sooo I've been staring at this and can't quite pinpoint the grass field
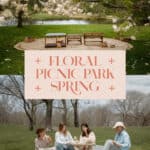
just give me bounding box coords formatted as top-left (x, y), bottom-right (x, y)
top-left (0, 24), bottom-right (150, 74)
top-left (0, 124), bottom-right (149, 150)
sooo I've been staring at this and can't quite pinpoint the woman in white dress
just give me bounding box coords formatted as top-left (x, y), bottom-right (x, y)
top-left (79, 123), bottom-right (96, 150)
top-left (55, 123), bottom-right (75, 150)
top-left (35, 128), bottom-right (52, 150)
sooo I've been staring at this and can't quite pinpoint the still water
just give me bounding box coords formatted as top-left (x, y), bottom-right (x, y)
top-left (0, 19), bottom-right (90, 26)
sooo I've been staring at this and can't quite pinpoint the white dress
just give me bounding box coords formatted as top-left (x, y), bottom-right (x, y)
top-left (80, 132), bottom-right (96, 144)
top-left (79, 132), bottom-right (96, 150)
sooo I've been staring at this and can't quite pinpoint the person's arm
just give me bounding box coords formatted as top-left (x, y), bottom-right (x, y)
top-left (45, 135), bottom-right (52, 145)
top-left (119, 134), bottom-right (130, 148)
top-left (88, 132), bottom-right (96, 143)
top-left (35, 139), bottom-right (40, 150)
top-left (114, 133), bottom-right (131, 148)
top-left (67, 131), bottom-right (74, 142)
top-left (79, 135), bottom-right (82, 142)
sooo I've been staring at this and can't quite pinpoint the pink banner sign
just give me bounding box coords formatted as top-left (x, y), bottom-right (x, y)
top-left (25, 50), bottom-right (126, 99)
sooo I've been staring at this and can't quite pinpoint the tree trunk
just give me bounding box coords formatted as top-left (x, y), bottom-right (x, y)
top-left (62, 100), bottom-right (67, 125)
top-left (44, 100), bottom-right (53, 129)
top-left (17, 10), bottom-right (24, 28)
top-left (29, 117), bottom-right (34, 131)
top-left (71, 100), bottom-right (79, 127)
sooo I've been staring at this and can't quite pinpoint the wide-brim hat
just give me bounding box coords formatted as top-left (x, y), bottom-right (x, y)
top-left (113, 122), bottom-right (126, 129)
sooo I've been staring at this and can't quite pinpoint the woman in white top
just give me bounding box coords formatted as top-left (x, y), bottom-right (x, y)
top-left (55, 123), bottom-right (75, 150)
top-left (35, 128), bottom-right (52, 150)
top-left (79, 123), bottom-right (96, 150)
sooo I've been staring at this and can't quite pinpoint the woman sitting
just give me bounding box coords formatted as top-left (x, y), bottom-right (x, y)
top-left (55, 123), bottom-right (74, 150)
top-left (79, 123), bottom-right (96, 150)
top-left (35, 128), bottom-right (52, 150)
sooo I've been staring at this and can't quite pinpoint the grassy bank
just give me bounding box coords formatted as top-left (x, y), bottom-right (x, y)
top-left (0, 24), bottom-right (150, 74)
top-left (0, 124), bottom-right (149, 150)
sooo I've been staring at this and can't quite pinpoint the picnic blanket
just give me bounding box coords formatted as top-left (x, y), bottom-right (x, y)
top-left (39, 145), bottom-right (104, 150)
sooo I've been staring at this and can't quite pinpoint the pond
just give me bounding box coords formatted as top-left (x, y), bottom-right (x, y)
top-left (0, 19), bottom-right (90, 26)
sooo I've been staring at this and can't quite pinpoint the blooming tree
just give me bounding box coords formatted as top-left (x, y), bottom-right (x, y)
top-left (0, 0), bottom-right (48, 27)
top-left (0, 0), bottom-right (29, 27)
top-left (112, 16), bottom-right (136, 40)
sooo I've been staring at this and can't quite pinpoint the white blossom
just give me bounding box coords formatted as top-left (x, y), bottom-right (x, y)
top-left (130, 36), bottom-right (136, 40)
top-left (10, 1), bottom-right (17, 7)
top-left (127, 16), bottom-right (132, 21)
top-left (112, 17), bottom-right (118, 23)
top-left (4, 58), bottom-right (11, 61)
top-left (0, 16), bottom-right (5, 22)
top-left (112, 24), bottom-right (120, 32)
top-left (34, 4), bottom-right (39, 11)
top-left (0, 0), bottom-right (10, 6)
top-left (1, 9), bottom-right (13, 18)
top-left (145, 63), bottom-right (149, 66)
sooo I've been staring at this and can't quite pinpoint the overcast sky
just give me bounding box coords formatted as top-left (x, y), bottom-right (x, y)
top-left (79, 75), bottom-right (150, 106)
top-left (126, 75), bottom-right (150, 93)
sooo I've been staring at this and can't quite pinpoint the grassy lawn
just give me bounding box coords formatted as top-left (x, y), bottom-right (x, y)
top-left (0, 24), bottom-right (150, 74)
top-left (0, 124), bottom-right (149, 150)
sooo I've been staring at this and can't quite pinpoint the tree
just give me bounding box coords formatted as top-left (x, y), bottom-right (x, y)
top-left (131, 0), bottom-right (150, 24)
top-left (112, 99), bottom-right (130, 123)
top-left (0, 75), bottom-right (38, 130)
top-left (0, 95), bottom-right (12, 124)
top-left (9, 0), bottom-right (29, 27)
top-left (43, 100), bottom-right (53, 129)
top-left (112, 91), bottom-right (150, 126)
top-left (61, 99), bottom-right (68, 125)
top-left (0, 0), bottom-right (49, 27)
top-left (71, 99), bottom-right (79, 127)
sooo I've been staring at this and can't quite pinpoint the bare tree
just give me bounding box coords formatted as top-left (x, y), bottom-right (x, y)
top-left (62, 99), bottom-right (68, 125)
top-left (71, 99), bottom-right (79, 127)
top-left (112, 91), bottom-right (150, 126)
top-left (112, 99), bottom-right (130, 123)
top-left (0, 95), bottom-right (12, 124)
top-left (0, 75), bottom-right (38, 130)
top-left (43, 100), bottom-right (53, 129)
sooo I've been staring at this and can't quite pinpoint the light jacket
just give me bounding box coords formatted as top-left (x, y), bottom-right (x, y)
top-left (114, 130), bottom-right (131, 150)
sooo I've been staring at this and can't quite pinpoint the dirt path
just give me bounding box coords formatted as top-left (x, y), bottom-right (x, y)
top-left (15, 38), bottom-right (132, 51)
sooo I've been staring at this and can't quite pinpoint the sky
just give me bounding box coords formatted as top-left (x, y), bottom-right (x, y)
top-left (126, 75), bottom-right (150, 94)
top-left (79, 75), bottom-right (150, 106)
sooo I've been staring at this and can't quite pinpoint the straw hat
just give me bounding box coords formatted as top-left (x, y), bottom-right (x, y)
top-left (113, 122), bottom-right (126, 129)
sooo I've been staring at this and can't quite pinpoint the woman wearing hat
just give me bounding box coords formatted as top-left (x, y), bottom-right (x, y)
top-left (103, 122), bottom-right (131, 150)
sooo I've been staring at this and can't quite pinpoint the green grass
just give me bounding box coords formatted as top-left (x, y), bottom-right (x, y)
top-left (0, 124), bottom-right (149, 150)
top-left (0, 24), bottom-right (150, 74)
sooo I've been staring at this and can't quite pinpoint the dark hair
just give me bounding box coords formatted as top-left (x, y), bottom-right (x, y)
top-left (59, 123), bottom-right (67, 135)
top-left (81, 123), bottom-right (91, 137)
top-left (36, 128), bottom-right (45, 137)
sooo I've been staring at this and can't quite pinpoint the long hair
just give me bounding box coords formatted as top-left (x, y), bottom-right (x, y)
top-left (59, 123), bottom-right (67, 135)
top-left (81, 123), bottom-right (91, 137)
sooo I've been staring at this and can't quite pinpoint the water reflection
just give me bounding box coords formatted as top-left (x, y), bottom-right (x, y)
top-left (0, 19), bottom-right (90, 26)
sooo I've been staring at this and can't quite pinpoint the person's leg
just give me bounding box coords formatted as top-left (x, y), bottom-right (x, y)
top-left (103, 140), bottom-right (119, 150)
top-left (56, 143), bottom-right (65, 150)
top-left (86, 146), bottom-right (93, 150)
top-left (66, 144), bottom-right (75, 150)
